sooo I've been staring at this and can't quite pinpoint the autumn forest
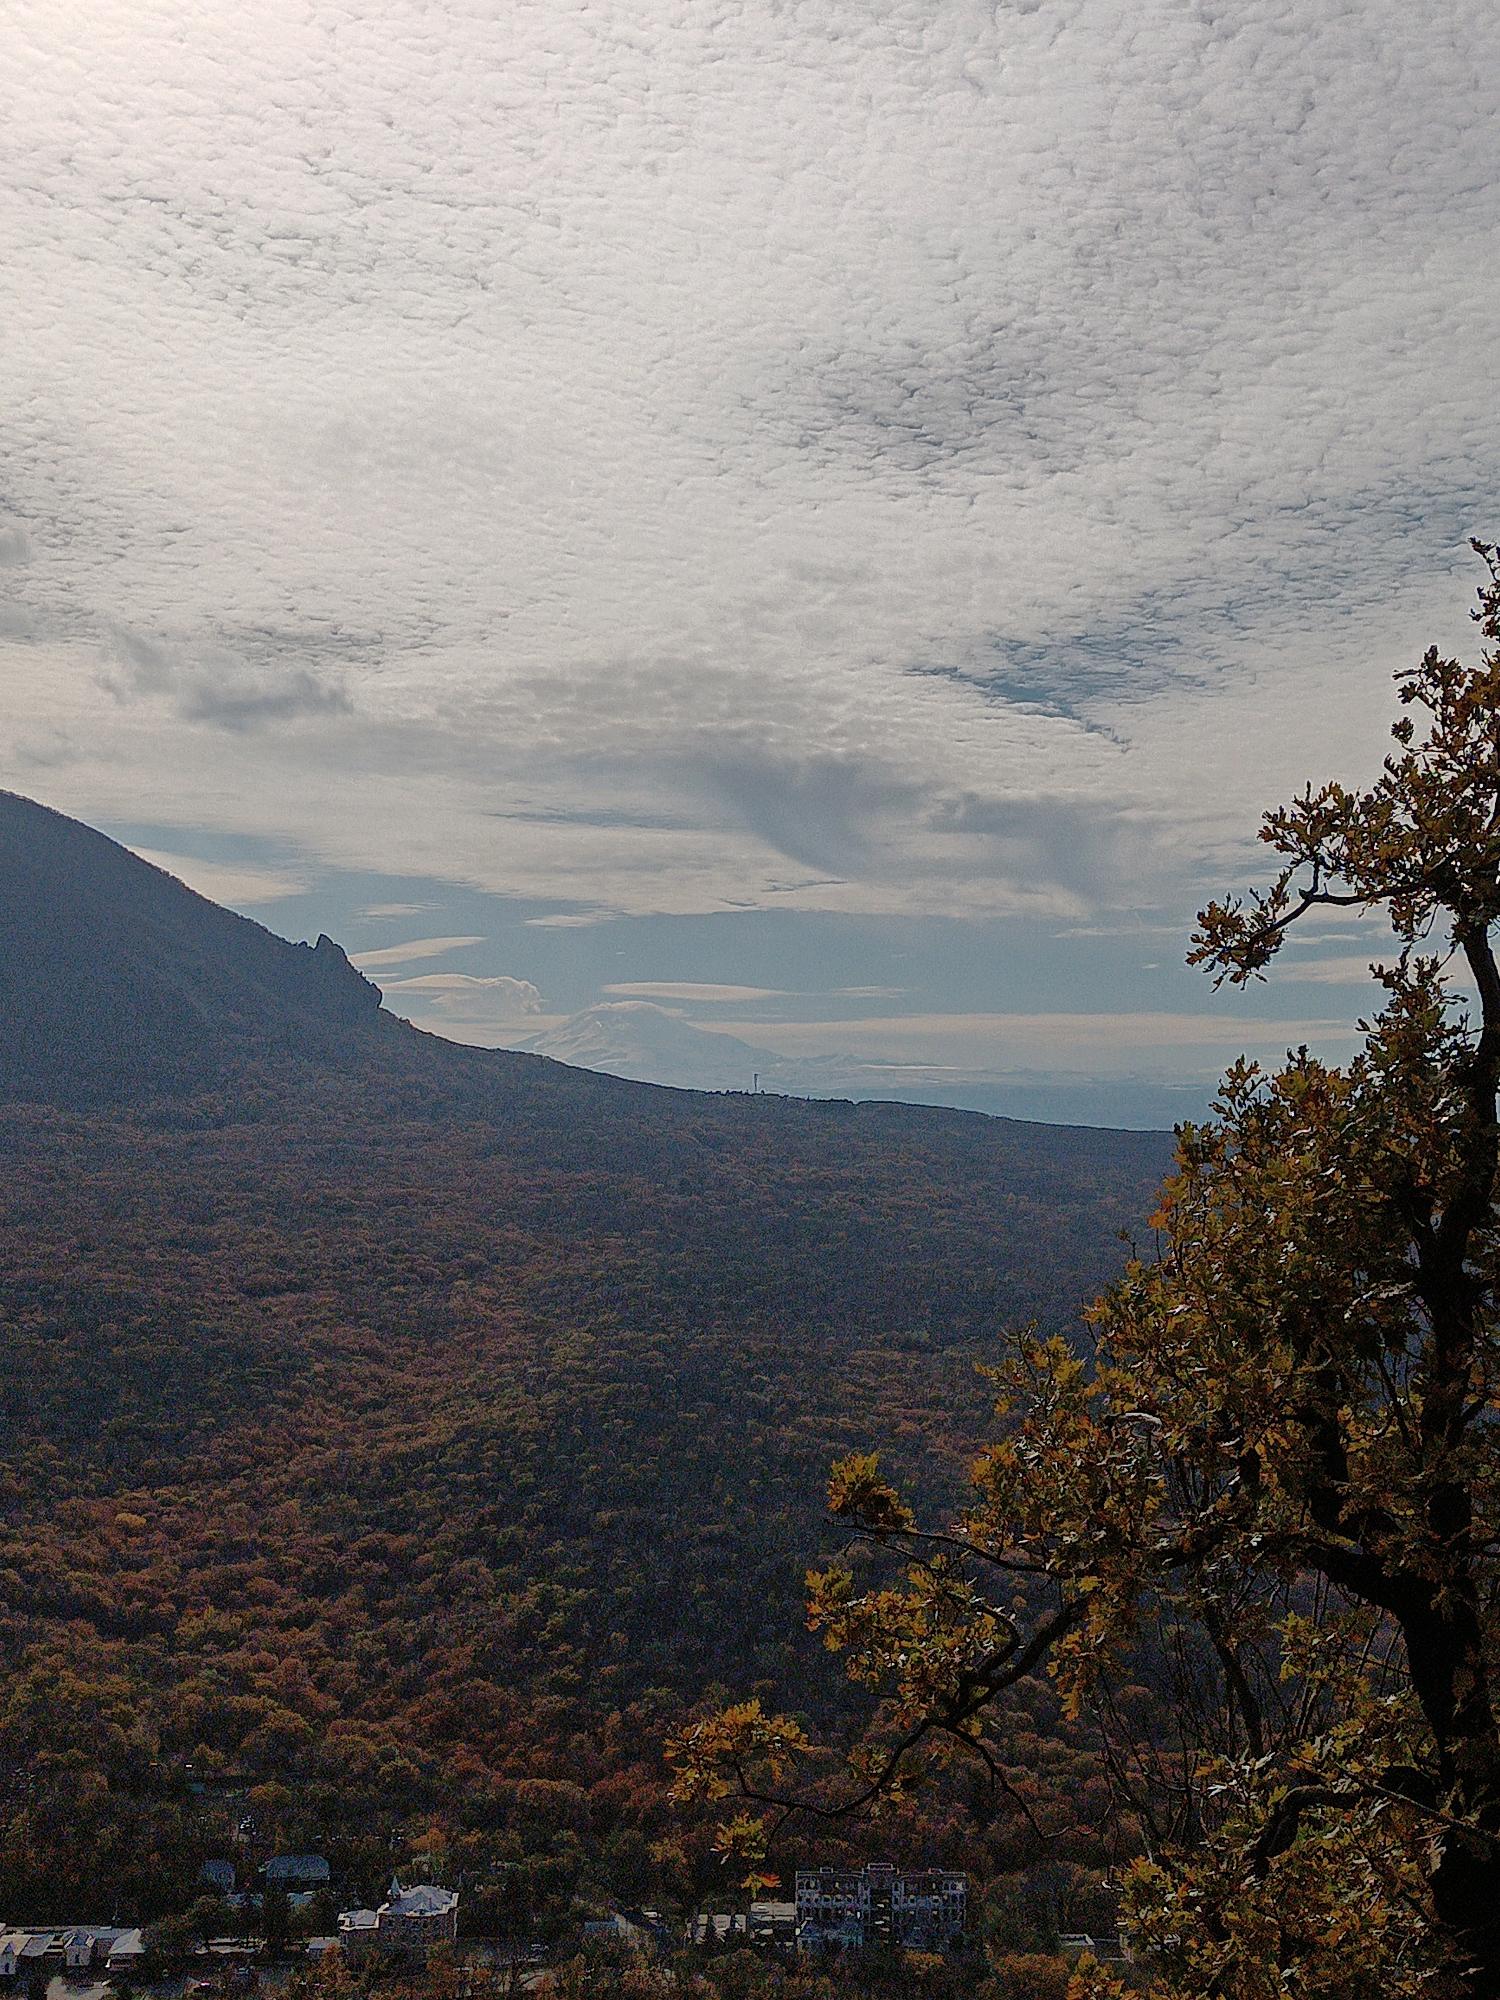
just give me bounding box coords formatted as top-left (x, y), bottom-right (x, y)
top-left (0, 792), bottom-right (1168, 1929)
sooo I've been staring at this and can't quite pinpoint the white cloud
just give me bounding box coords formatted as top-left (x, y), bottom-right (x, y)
top-left (103, 624), bottom-right (350, 730)
top-left (0, 523), bottom-right (32, 567)
top-left (1, 0), bottom-right (1496, 929)
top-left (1271, 953), bottom-right (1403, 985)
top-left (1272, 948), bottom-right (1479, 995)
top-left (350, 934), bottom-right (484, 970)
top-left (129, 847), bottom-right (308, 906)
top-left (603, 981), bottom-right (791, 1002)
top-left (380, 971), bottom-right (547, 1033)
top-left (706, 1009), bottom-right (1363, 1081)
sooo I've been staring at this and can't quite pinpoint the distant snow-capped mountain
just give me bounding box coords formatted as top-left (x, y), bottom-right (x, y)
top-left (512, 1000), bottom-right (796, 1093)
top-left (510, 999), bottom-right (1195, 1129)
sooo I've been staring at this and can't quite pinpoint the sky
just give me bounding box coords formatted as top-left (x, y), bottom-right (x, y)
top-left (4, 0), bottom-right (1499, 1124)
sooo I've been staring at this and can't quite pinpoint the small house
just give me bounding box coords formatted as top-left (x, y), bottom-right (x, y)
top-left (335, 1910), bottom-right (379, 1959)
top-left (106, 1931), bottom-right (146, 1974)
top-left (266, 1855), bottom-right (331, 1890)
top-left (688, 1913), bottom-right (746, 1949)
top-left (63, 1931), bottom-right (98, 1972)
top-left (749, 1904), bottom-right (797, 1954)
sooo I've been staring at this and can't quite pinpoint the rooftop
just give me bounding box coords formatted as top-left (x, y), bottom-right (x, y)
top-left (385, 1884), bottom-right (459, 1919)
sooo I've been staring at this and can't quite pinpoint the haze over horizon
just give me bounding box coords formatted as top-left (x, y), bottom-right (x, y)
top-left (6, 0), bottom-right (1499, 1123)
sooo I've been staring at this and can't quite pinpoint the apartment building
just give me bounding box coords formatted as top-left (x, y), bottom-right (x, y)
top-left (794, 1864), bottom-right (966, 1952)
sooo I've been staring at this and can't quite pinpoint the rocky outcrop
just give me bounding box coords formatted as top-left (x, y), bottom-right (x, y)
top-left (0, 790), bottom-right (390, 1103)
top-left (297, 933), bottom-right (384, 1020)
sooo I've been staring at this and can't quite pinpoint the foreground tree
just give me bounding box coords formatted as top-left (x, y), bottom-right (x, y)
top-left (671, 547), bottom-right (1500, 2000)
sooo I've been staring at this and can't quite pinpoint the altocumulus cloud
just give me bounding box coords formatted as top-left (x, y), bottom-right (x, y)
top-left (0, 523), bottom-right (33, 568)
top-left (104, 627), bottom-right (350, 731)
top-left (1, 0), bottom-right (1497, 919)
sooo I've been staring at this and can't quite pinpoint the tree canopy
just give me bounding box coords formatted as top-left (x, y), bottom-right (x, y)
top-left (0, 989), bottom-right (1159, 1919)
top-left (671, 545), bottom-right (1500, 2000)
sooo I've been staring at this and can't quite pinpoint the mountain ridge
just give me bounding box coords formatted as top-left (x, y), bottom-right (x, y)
top-left (0, 789), bottom-right (1170, 1152)
top-left (0, 789), bottom-right (1175, 1918)
top-left (0, 789), bottom-right (388, 1103)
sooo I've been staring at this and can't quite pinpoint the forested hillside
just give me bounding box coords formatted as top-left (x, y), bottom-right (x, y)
top-left (0, 794), bottom-right (1170, 1921)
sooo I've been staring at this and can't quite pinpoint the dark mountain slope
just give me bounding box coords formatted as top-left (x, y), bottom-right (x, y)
top-left (0, 785), bottom-right (1168, 1204)
top-left (0, 789), bottom-right (385, 1102)
top-left (0, 792), bottom-right (1175, 1919)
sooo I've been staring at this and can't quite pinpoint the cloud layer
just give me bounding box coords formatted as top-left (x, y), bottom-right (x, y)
top-left (4, 0), bottom-right (1499, 927)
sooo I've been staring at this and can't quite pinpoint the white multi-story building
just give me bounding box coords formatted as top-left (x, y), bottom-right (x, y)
top-left (338, 1882), bottom-right (459, 1958)
top-left (794, 1864), bottom-right (966, 1953)
top-left (380, 1882), bottom-right (459, 1950)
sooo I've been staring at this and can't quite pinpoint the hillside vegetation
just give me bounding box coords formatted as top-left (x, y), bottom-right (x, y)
top-left (0, 793), bottom-right (1169, 1918)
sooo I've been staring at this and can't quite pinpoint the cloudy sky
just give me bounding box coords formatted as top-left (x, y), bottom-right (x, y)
top-left (4, 0), bottom-right (1498, 1123)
